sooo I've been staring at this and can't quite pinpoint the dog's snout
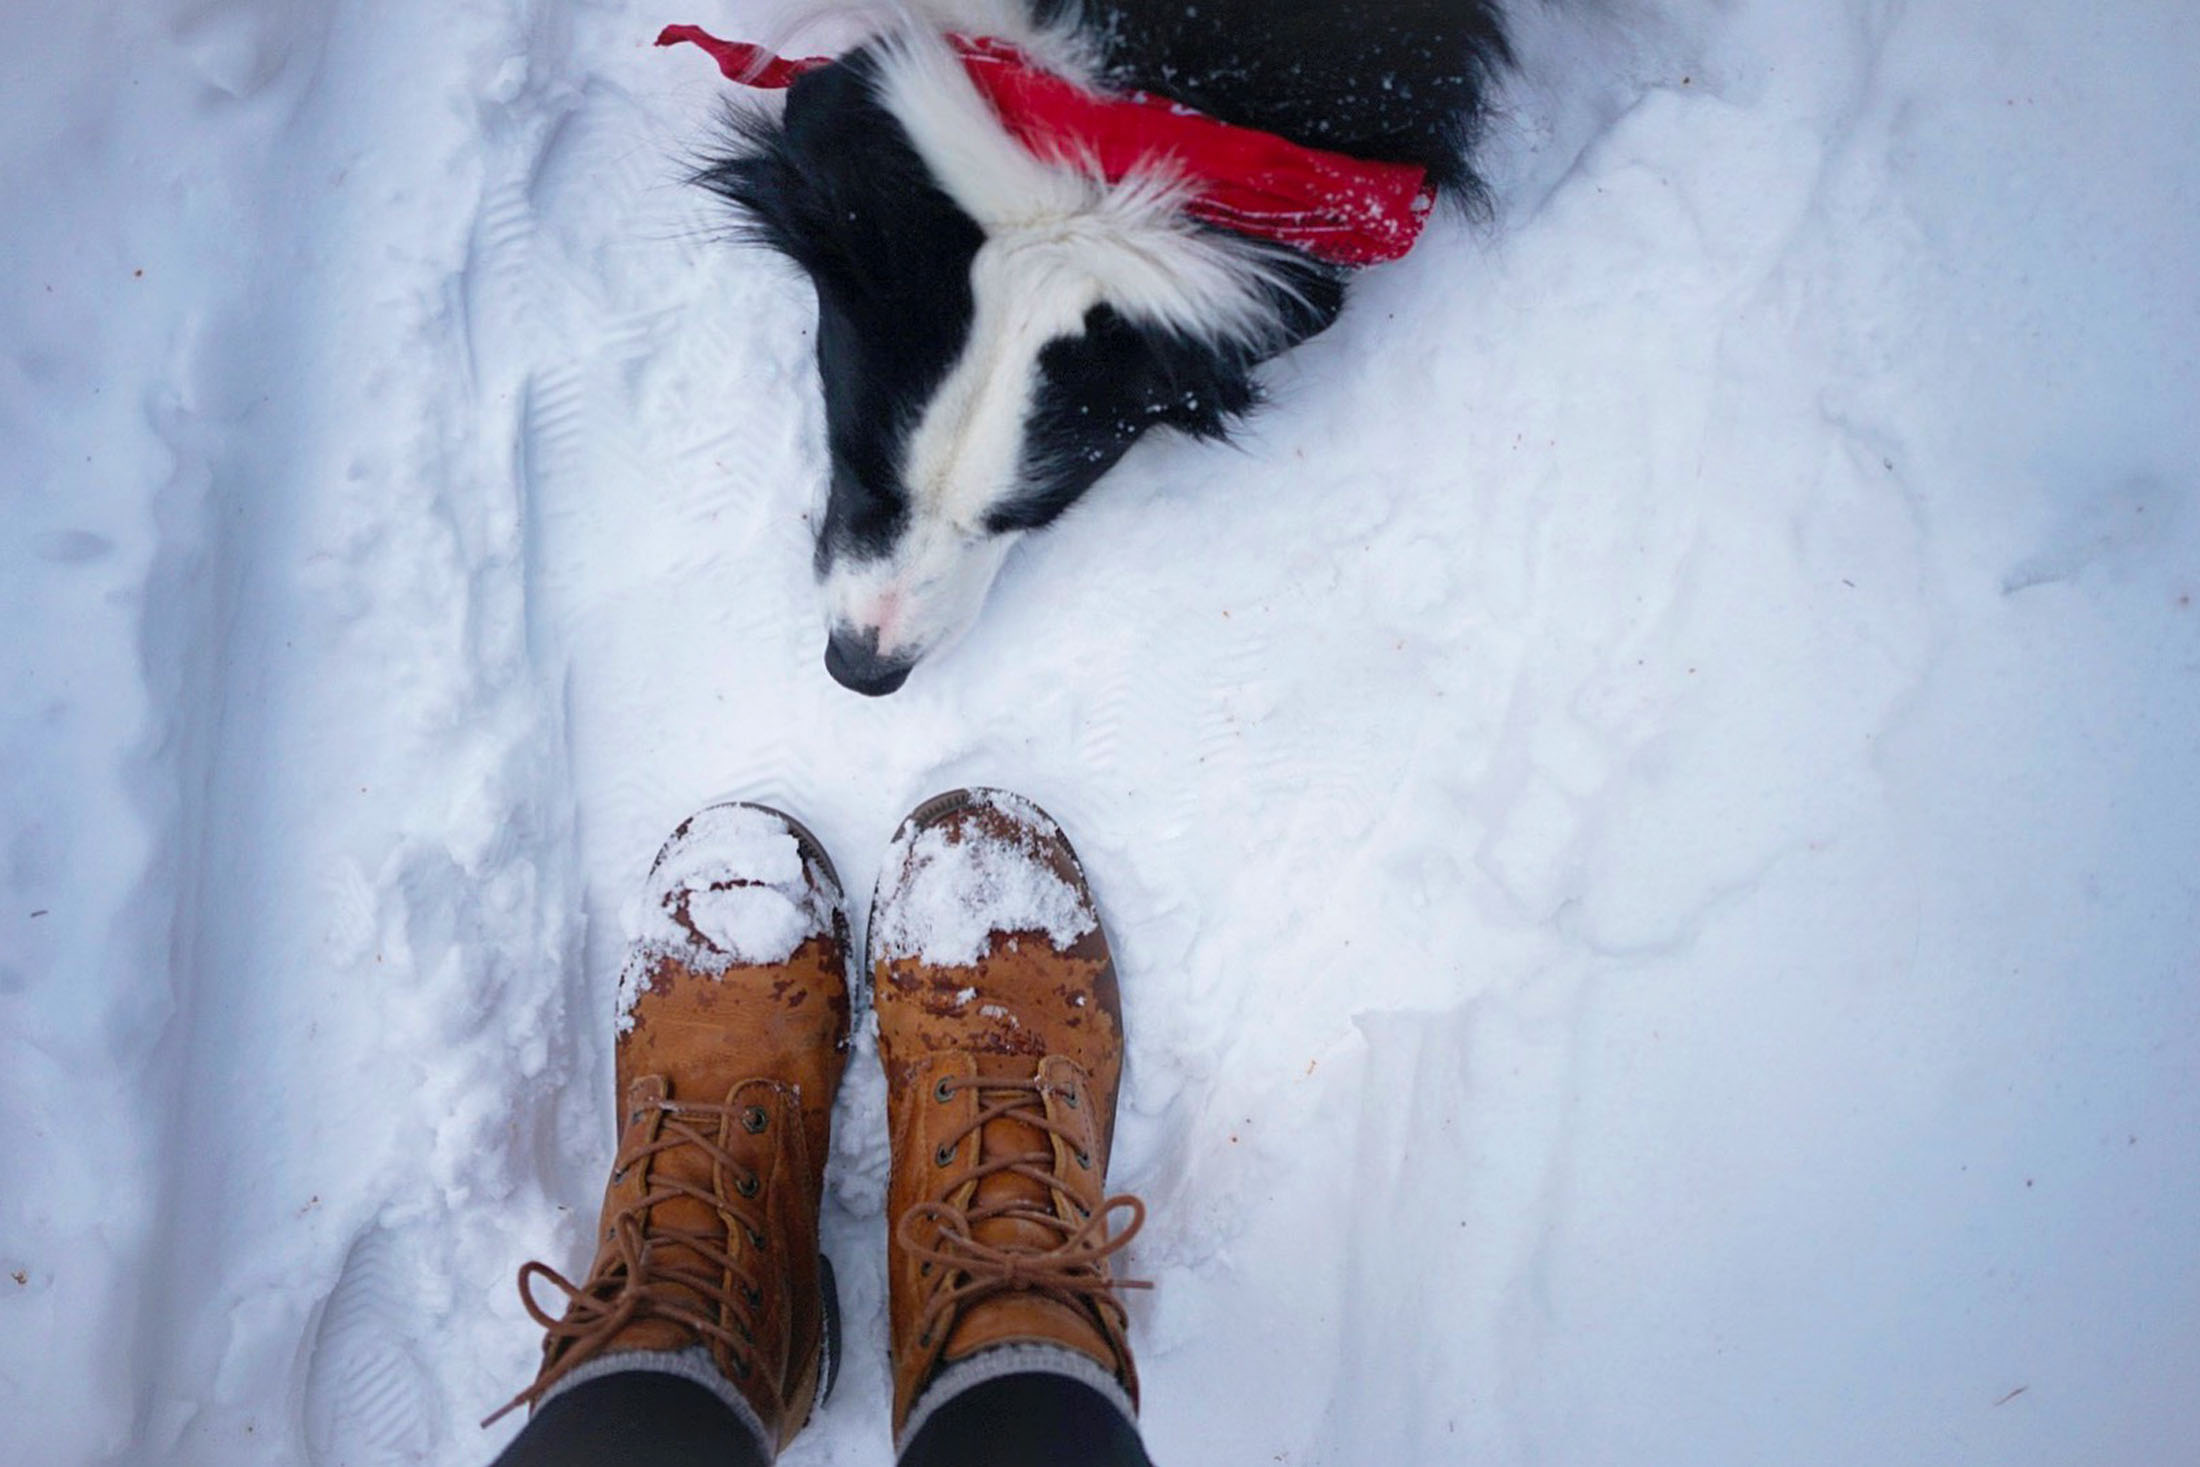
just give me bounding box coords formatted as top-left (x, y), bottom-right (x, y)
top-left (824, 629), bottom-right (915, 698)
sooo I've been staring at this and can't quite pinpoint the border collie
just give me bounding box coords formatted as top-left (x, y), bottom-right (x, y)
top-left (673, 1), bottom-right (1512, 695)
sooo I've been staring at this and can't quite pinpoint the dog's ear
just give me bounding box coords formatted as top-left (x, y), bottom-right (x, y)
top-left (691, 106), bottom-right (836, 272)
top-left (1151, 257), bottom-right (1347, 439)
top-left (1254, 254), bottom-right (1350, 361)
top-left (1147, 332), bottom-right (1263, 441)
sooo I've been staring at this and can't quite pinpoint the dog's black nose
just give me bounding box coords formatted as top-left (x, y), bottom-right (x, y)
top-left (824, 630), bottom-right (915, 697)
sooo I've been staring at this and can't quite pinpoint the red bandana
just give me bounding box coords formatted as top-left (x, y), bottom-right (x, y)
top-left (658, 24), bottom-right (1436, 267)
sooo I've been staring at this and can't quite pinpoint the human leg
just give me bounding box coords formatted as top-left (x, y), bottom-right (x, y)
top-left (897, 1371), bottom-right (1156, 1467)
top-left (489, 1371), bottom-right (772, 1467)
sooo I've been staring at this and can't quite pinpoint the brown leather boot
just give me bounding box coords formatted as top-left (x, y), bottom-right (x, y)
top-left (488, 803), bottom-right (853, 1453)
top-left (869, 789), bottom-right (1147, 1448)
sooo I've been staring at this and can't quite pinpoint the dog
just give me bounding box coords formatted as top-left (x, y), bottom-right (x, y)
top-left (672, 1), bottom-right (1513, 694)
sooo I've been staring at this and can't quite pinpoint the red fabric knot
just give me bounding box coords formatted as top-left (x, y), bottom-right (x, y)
top-left (658, 25), bottom-right (1438, 267)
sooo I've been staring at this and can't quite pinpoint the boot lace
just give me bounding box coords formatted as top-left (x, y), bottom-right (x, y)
top-left (897, 1075), bottom-right (1149, 1354)
top-left (484, 1095), bottom-right (772, 1425)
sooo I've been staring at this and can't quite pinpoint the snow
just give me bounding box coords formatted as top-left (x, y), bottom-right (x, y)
top-left (2, 2), bottom-right (2196, 1466)
top-left (869, 792), bottom-right (1098, 967)
top-left (619, 802), bottom-right (836, 1026)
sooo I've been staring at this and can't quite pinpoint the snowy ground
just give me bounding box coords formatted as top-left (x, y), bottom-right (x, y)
top-left (5, 1), bottom-right (2198, 1464)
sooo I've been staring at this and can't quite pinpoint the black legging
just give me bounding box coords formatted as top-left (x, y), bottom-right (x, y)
top-left (490, 1368), bottom-right (1156, 1467)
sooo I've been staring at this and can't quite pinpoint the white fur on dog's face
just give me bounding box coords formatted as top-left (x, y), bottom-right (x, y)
top-left (821, 513), bottom-right (1019, 673)
top-left (821, 226), bottom-right (1127, 668)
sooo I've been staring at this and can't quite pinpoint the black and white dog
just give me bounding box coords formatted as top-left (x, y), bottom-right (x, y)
top-left (678, 1), bottom-right (1512, 694)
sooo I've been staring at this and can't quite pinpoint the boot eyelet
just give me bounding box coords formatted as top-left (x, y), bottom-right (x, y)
top-left (746, 1225), bottom-right (768, 1251)
top-left (745, 1285), bottom-right (764, 1308)
top-left (735, 1173), bottom-right (760, 1199)
top-left (1075, 1150), bottom-right (1092, 1170)
top-left (1062, 1088), bottom-right (1080, 1110)
top-left (742, 1106), bottom-right (770, 1134)
top-left (919, 1261), bottom-right (932, 1278)
top-left (734, 1357), bottom-right (753, 1380)
top-left (934, 1078), bottom-right (956, 1103)
top-left (935, 1142), bottom-right (957, 1168)
top-left (611, 1165), bottom-right (629, 1184)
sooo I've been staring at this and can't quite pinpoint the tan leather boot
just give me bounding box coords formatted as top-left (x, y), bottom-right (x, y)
top-left (869, 789), bottom-right (1147, 1446)
top-left (489, 804), bottom-right (853, 1453)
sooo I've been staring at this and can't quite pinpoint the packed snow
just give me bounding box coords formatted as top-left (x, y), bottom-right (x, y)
top-left (3, 2), bottom-right (2197, 1466)
top-left (870, 792), bottom-right (1099, 968)
top-left (620, 802), bottom-right (838, 1020)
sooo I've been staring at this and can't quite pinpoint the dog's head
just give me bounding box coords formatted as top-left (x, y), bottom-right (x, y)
top-left (699, 35), bottom-right (1343, 694)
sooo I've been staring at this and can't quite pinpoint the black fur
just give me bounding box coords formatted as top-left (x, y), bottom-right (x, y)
top-left (1000, 263), bottom-right (1347, 532)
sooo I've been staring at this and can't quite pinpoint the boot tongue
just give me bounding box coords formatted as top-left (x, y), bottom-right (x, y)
top-left (969, 1073), bottom-right (1060, 1252)
top-left (622, 1081), bottom-right (740, 1354)
top-left (943, 1060), bottom-right (1115, 1368)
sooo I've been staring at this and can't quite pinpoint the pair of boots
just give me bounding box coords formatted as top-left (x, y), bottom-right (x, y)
top-left (489, 789), bottom-right (1144, 1458)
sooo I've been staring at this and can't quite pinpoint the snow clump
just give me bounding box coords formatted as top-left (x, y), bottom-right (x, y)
top-left (618, 805), bottom-right (837, 1028)
top-left (872, 792), bottom-right (1098, 967)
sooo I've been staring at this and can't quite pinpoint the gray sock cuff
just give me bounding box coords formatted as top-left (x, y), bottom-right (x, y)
top-left (534, 1346), bottom-right (772, 1457)
top-left (897, 1344), bottom-right (1137, 1456)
